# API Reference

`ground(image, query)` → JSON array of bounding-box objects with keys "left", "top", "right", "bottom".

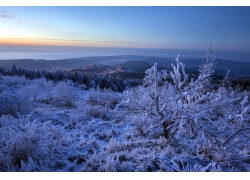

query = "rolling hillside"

[{"left": 1, "top": 55, "right": 250, "bottom": 78}]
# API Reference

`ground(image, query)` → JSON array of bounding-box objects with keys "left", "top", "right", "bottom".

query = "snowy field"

[{"left": 0, "top": 50, "right": 249, "bottom": 172}]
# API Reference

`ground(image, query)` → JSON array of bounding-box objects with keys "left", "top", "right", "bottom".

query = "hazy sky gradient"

[{"left": 0, "top": 6, "right": 250, "bottom": 51}]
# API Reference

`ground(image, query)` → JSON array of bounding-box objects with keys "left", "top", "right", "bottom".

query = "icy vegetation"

[{"left": 0, "top": 48, "right": 249, "bottom": 172}]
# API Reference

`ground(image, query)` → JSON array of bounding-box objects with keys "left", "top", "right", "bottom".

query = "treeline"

[
  {"left": 228, "top": 77, "right": 250, "bottom": 91},
  {"left": 1, "top": 64, "right": 250, "bottom": 92},
  {"left": 0, "top": 64, "right": 142, "bottom": 92}
]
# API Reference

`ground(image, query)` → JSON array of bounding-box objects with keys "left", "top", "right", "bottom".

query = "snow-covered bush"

[
  {"left": 18, "top": 83, "right": 40, "bottom": 101},
  {"left": 41, "top": 79, "right": 54, "bottom": 103},
  {"left": 88, "top": 88, "right": 121, "bottom": 109},
  {"left": 1, "top": 76, "right": 31, "bottom": 88},
  {"left": 52, "top": 81, "right": 78, "bottom": 107},
  {"left": 122, "top": 47, "right": 250, "bottom": 160},
  {"left": 19, "top": 78, "right": 55, "bottom": 102},
  {"left": 0, "top": 89, "right": 32, "bottom": 116},
  {"left": 85, "top": 105, "right": 107, "bottom": 119},
  {"left": 73, "top": 104, "right": 109, "bottom": 121},
  {"left": 0, "top": 114, "right": 72, "bottom": 171},
  {"left": 0, "top": 83, "right": 8, "bottom": 93}
]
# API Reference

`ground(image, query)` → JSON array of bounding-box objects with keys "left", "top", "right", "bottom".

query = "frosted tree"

[
  {"left": 123, "top": 47, "right": 250, "bottom": 155},
  {"left": 170, "top": 54, "right": 188, "bottom": 93},
  {"left": 137, "top": 63, "right": 169, "bottom": 137}
]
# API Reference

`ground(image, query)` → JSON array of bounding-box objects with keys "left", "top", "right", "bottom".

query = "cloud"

[
  {"left": 0, "top": 10, "right": 51, "bottom": 28},
  {"left": 17, "top": 21, "right": 52, "bottom": 28},
  {"left": 35, "top": 23, "right": 51, "bottom": 28},
  {"left": 0, "top": 10, "right": 13, "bottom": 19}
]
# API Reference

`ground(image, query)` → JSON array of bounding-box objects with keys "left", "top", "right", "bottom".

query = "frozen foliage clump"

[
  {"left": 122, "top": 47, "right": 250, "bottom": 170},
  {"left": 0, "top": 114, "right": 72, "bottom": 171},
  {"left": 0, "top": 83, "right": 8, "bottom": 93},
  {"left": 20, "top": 83, "right": 41, "bottom": 101},
  {"left": 0, "top": 89, "right": 32, "bottom": 117},
  {"left": 41, "top": 79, "right": 54, "bottom": 103},
  {"left": 1, "top": 76, "right": 31, "bottom": 88},
  {"left": 88, "top": 87, "right": 121, "bottom": 109},
  {"left": 198, "top": 46, "right": 216, "bottom": 91},
  {"left": 52, "top": 81, "right": 78, "bottom": 107}
]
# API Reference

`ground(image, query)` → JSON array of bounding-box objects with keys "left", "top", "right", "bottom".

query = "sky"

[
  {"left": 0, "top": 5, "right": 250, "bottom": 61},
  {"left": 0, "top": 6, "right": 250, "bottom": 51}
]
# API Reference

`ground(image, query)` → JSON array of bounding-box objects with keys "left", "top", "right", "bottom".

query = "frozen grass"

[
  {"left": 0, "top": 90, "right": 248, "bottom": 172},
  {"left": 0, "top": 51, "right": 249, "bottom": 171}
]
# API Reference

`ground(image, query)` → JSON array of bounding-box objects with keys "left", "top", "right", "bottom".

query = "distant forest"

[
  {"left": 0, "top": 64, "right": 143, "bottom": 92},
  {"left": 1, "top": 63, "right": 250, "bottom": 92}
]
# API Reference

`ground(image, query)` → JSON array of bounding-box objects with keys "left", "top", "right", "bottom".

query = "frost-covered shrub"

[
  {"left": 121, "top": 47, "right": 250, "bottom": 160},
  {"left": 88, "top": 89, "right": 100, "bottom": 106},
  {"left": 173, "top": 162, "right": 222, "bottom": 172},
  {"left": 18, "top": 83, "right": 41, "bottom": 101},
  {"left": 52, "top": 81, "right": 78, "bottom": 107},
  {"left": 0, "top": 89, "right": 32, "bottom": 116},
  {"left": 0, "top": 122, "right": 49, "bottom": 171},
  {"left": 81, "top": 136, "right": 225, "bottom": 172},
  {"left": 129, "top": 112, "right": 153, "bottom": 137},
  {"left": 22, "top": 78, "right": 52, "bottom": 101},
  {"left": 121, "top": 85, "right": 152, "bottom": 111},
  {"left": 88, "top": 88, "right": 121, "bottom": 108},
  {"left": 106, "top": 138, "right": 120, "bottom": 154},
  {"left": 84, "top": 105, "right": 107, "bottom": 119},
  {"left": 41, "top": 80, "right": 54, "bottom": 103},
  {"left": 1, "top": 76, "right": 31, "bottom": 88},
  {"left": 0, "top": 83, "right": 8, "bottom": 93},
  {"left": 0, "top": 115, "right": 72, "bottom": 171}
]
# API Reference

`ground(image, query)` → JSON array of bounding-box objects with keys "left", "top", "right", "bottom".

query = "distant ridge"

[
  {"left": 180, "top": 58, "right": 250, "bottom": 77},
  {"left": 0, "top": 58, "right": 91, "bottom": 70},
  {"left": 1, "top": 55, "right": 250, "bottom": 77}
]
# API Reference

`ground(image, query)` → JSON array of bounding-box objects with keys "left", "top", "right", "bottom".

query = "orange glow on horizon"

[
  {"left": 0, "top": 38, "right": 98, "bottom": 47},
  {"left": 0, "top": 38, "right": 153, "bottom": 49}
]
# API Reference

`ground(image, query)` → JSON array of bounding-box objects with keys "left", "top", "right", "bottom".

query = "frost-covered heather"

[{"left": 0, "top": 48, "right": 249, "bottom": 172}]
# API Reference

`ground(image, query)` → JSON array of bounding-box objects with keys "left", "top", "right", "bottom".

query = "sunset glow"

[
  {"left": 0, "top": 38, "right": 135, "bottom": 47},
  {"left": 0, "top": 6, "right": 249, "bottom": 51},
  {"left": 0, "top": 5, "right": 250, "bottom": 61}
]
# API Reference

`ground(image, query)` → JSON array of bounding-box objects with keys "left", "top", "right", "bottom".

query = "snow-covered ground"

[{"left": 0, "top": 51, "right": 249, "bottom": 172}]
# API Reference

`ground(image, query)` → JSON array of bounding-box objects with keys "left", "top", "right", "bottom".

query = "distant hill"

[
  {"left": 1, "top": 55, "right": 250, "bottom": 78},
  {"left": 0, "top": 58, "right": 92, "bottom": 70},
  {"left": 110, "top": 57, "right": 250, "bottom": 77},
  {"left": 71, "top": 63, "right": 129, "bottom": 74},
  {"left": 70, "top": 63, "right": 145, "bottom": 80},
  {"left": 116, "top": 61, "right": 153, "bottom": 73},
  {"left": 180, "top": 58, "right": 250, "bottom": 77}
]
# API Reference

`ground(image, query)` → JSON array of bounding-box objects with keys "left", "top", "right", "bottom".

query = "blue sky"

[{"left": 0, "top": 6, "right": 250, "bottom": 51}]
